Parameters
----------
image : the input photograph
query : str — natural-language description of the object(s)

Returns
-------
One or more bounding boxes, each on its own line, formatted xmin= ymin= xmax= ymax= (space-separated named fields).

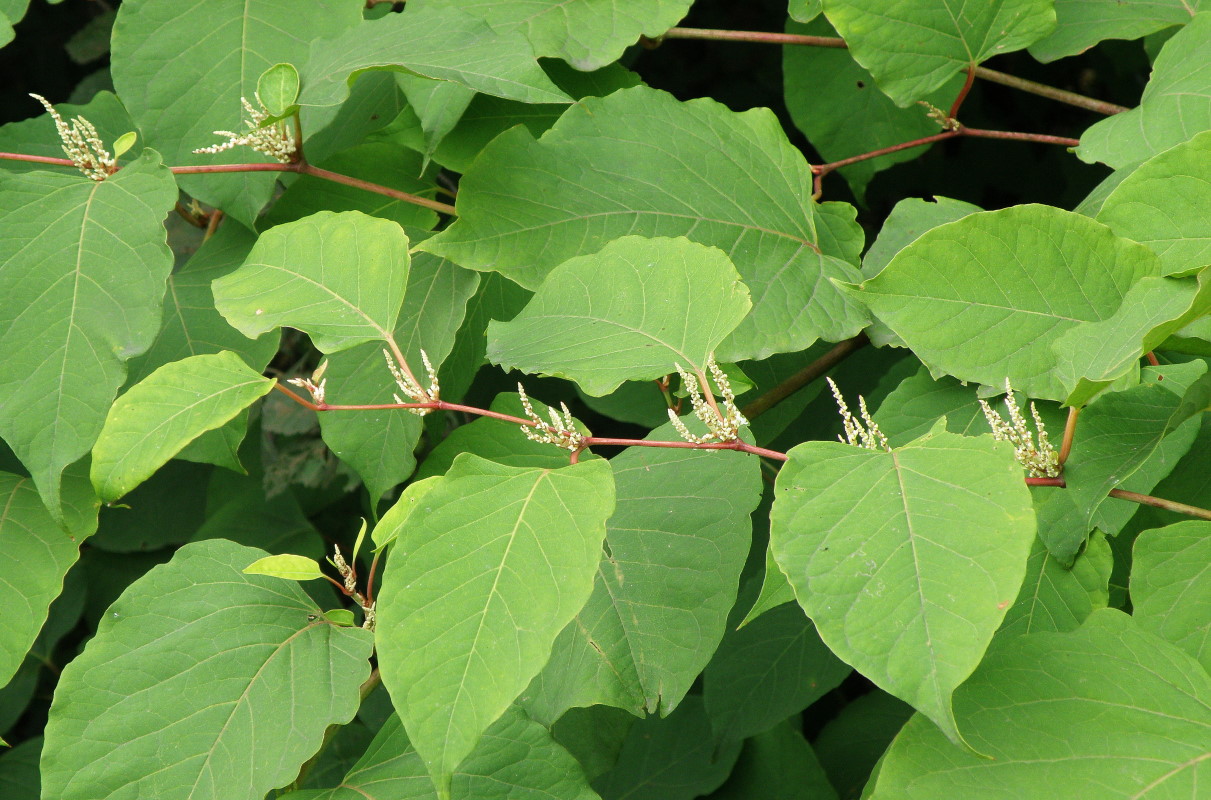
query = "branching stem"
xmin=660 ymin=27 xmax=1129 ymax=116
xmin=742 ymin=333 xmax=869 ymax=419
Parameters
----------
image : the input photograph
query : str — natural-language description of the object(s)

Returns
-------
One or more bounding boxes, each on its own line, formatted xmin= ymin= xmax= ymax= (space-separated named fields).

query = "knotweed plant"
xmin=668 ymin=356 xmax=748 ymax=444
xmin=193 ymin=94 xmax=297 ymax=163
xmin=517 ymin=384 xmax=585 ymax=451
xmin=979 ymin=381 xmax=1061 ymax=478
xmin=827 ymin=377 xmax=890 ymax=451
xmin=30 ymin=93 xmax=115 ymax=180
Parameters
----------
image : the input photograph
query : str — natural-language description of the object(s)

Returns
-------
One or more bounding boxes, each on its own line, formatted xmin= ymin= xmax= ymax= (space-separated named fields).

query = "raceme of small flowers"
xmin=667 ymin=356 xmax=748 ymax=444
xmin=517 ymin=384 xmax=584 ymax=451
xmin=193 ymin=94 xmax=296 ymax=163
xmin=30 ymin=93 xmax=115 ymax=181
xmin=827 ymin=377 xmax=890 ymax=451
xmin=978 ymin=381 xmax=1060 ymax=478
xmin=384 ymin=349 xmax=440 ymax=415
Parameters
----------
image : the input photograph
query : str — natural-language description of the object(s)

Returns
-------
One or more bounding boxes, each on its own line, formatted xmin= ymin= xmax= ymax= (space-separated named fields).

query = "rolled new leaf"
xmin=90 ymin=351 xmax=274 ymax=502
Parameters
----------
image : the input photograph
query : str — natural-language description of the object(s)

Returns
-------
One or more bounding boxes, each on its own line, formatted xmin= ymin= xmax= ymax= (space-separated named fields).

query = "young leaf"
xmin=110 ymin=0 xmax=362 ymax=226
xmin=1131 ymin=521 xmax=1211 ymax=671
xmin=410 ymin=0 xmax=695 ymax=71
xmin=844 ymin=204 xmax=1163 ymax=401
xmin=243 ymin=553 xmax=325 ymax=582
xmin=213 ymin=210 xmax=411 ymax=353
xmin=375 ymin=455 xmax=615 ymax=796
xmin=422 ymin=85 xmax=868 ymax=361
xmin=524 ymin=426 xmax=762 ymax=723
xmin=0 ymin=150 xmax=176 ymax=518
xmin=371 ymin=476 xmax=442 ymax=550
xmin=770 ymin=430 xmax=1036 ymax=743
xmin=111 ymin=130 xmax=137 ymax=158
xmin=868 ymin=610 xmax=1211 ymax=799
xmin=489 ymin=236 xmax=752 ymax=396
xmin=1078 ymin=12 xmax=1211 ymax=169
xmin=0 ymin=474 xmax=81 ymax=695
xmin=822 ymin=0 xmax=1056 ymax=106
xmin=40 ymin=539 xmax=374 ymax=800
xmin=301 ymin=4 xmax=571 ymax=109
xmin=256 ymin=62 xmax=300 ymax=118
xmin=90 ymin=352 xmax=275 ymax=502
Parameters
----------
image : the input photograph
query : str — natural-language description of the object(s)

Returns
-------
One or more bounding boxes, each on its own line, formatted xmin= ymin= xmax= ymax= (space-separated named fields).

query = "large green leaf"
xmin=784 ymin=18 xmax=964 ymax=201
xmin=1030 ymin=0 xmax=1198 ymax=62
xmin=861 ymin=197 xmax=982 ymax=280
xmin=1097 ymin=130 xmax=1211 ymax=277
xmin=812 ymin=691 xmax=915 ymax=799
xmin=301 ymin=4 xmax=570 ymax=109
xmin=413 ymin=0 xmax=694 ymax=70
xmin=90 ymin=352 xmax=275 ymax=502
xmin=704 ymin=602 xmax=851 ymax=745
xmin=770 ymin=429 xmax=1036 ymax=742
xmin=0 ymin=475 xmax=81 ymax=694
xmin=1132 ymin=521 xmax=1211 ymax=671
xmin=0 ymin=151 xmax=176 ymax=518
xmin=213 ymin=210 xmax=411 ymax=353
xmin=1078 ymin=13 xmax=1211 ymax=169
xmin=868 ymin=610 xmax=1211 ymax=799
xmin=283 ymin=709 xmax=599 ymax=800
xmin=40 ymin=538 xmax=374 ymax=800
xmin=998 ymin=532 xmax=1111 ymax=638
xmin=422 ymin=85 xmax=869 ymax=361
xmin=375 ymin=455 xmax=615 ymax=797
xmin=488 ymin=236 xmax=752 ymax=396
xmin=845 ymin=204 xmax=1163 ymax=401
xmin=317 ymin=253 xmax=479 ymax=503
xmin=125 ymin=223 xmax=278 ymax=387
xmin=111 ymin=0 xmax=361 ymax=226
xmin=523 ymin=425 xmax=762 ymax=723
xmin=705 ymin=721 xmax=838 ymax=800
xmin=821 ymin=0 xmax=1056 ymax=106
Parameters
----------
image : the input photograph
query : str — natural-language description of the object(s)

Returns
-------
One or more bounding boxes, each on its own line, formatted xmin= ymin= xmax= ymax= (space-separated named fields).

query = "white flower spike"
xmin=668 ymin=355 xmax=748 ymax=444
xmin=517 ymin=384 xmax=585 ymax=451
xmin=193 ymin=94 xmax=296 ymax=163
xmin=383 ymin=348 xmax=439 ymax=415
xmin=827 ymin=377 xmax=890 ymax=451
xmin=30 ymin=93 xmax=115 ymax=181
xmin=978 ymin=380 xmax=1060 ymax=478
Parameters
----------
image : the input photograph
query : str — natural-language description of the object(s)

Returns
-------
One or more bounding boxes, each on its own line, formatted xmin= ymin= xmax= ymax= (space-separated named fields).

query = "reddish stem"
xmin=363 ymin=550 xmax=382 ymax=605
xmin=949 ymin=67 xmax=977 ymax=119
xmin=1146 ymin=351 xmax=1160 ymax=367
xmin=663 ymin=26 xmax=847 ymax=48
xmin=581 ymin=436 xmax=789 ymax=461
xmin=742 ymin=333 xmax=869 ymax=419
xmin=1058 ymin=406 xmax=1080 ymax=467
xmin=1026 ymin=476 xmax=1066 ymax=487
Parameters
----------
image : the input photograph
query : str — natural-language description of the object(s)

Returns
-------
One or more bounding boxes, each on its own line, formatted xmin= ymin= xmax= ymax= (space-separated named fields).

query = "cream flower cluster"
xmin=667 ymin=356 xmax=747 ymax=444
xmin=193 ymin=94 xmax=296 ymax=163
xmin=827 ymin=377 xmax=890 ymax=451
xmin=384 ymin=348 xmax=440 ymax=415
xmin=517 ymin=384 xmax=584 ymax=451
xmin=978 ymin=381 xmax=1060 ymax=478
xmin=30 ymin=93 xmax=115 ymax=180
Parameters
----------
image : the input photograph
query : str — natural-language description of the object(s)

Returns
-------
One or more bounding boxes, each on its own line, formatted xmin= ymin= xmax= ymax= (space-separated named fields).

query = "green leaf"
xmin=375 ymin=455 xmax=615 ymax=796
xmin=844 ymin=204 xmax=1163 ymax=401
xmin=1132 ymin=521 xmax=1211 ymax=671
xmin=738 ymin=547 xmax=797 ymax=626
xmin=301 ymin=4 xmax=571 ymax=109
xmin=284 ymin=709 xmax=598 ymax=800
xmin=1097 ymin=130 xmax=1211 ymax=277
xmin=867 ymin=610 xmax=1211 ymax=799
xmin=1078 ymin=12 xmax=1211 ymax=169
xmin=0 ymin=150 xmax=177 ymax=518
xmin=784 ymin=18 xmax=964 ymax=201
xmin=317 ymin=252 xmax=479 ymax=502
xmin=704 ymin=602 xmax=851 ymax=745
xmin=1063 ymin=362 xmax=1211 ymax=538
xmin=0 ymin=474 xmax=81 ymax=694
xmin=90 ymin=352 xmax=275 ymax=502
xmin=488 ymin=236 xmax=752 ymax=396
xmin=998 ymin=532 xmax=1112 ymax=638
xmin=111 ymin=0 xmax=362 ymax=226
xmin=1052 ymin=271 xmax=1211 ymax=406
xmin=705 ymin=721 xmax=838 ymax=800
xmin=40 ymin=539 xmax=374 ymax=800
xmin=257 ymin=62 xmax=300 ymax=118
xmin=243 ymin=553 xmax=325 ymax=582
xmin=371 ymin=476 xmax=442 ymax=550
xmin=213 ymin=210 xmax=411 ymax=353
xmin=423 ymin=85 xmax=868 ymax=361
xmin=111 ymin=131 xmax=137 ymax=158
xmin=125 ymin=223 xmax=279 ymax=387
xmin=861 ymin=197 xmax=982 ymax=279
xmin=523 ymin=424 xmax=762 ymax=723
xmin=395 ymin=75 xmax=476 ymax=161
xmin=0 ymin=736 xmax=40 ymax=799
xmin=821 ymin=0 xmax=1056 ymax=106
xmin=790 ymin=0 xmax=822 ymax=22
xmin=770 ymin=430 xmax=1036 ymax=743
xmin=412 ymin=0 xmax=694 ymax=71
xmin=591 ymin=696 xmax=742 ymax=800
xmin=1030 ymin=0 xmax=1197 ymax=62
